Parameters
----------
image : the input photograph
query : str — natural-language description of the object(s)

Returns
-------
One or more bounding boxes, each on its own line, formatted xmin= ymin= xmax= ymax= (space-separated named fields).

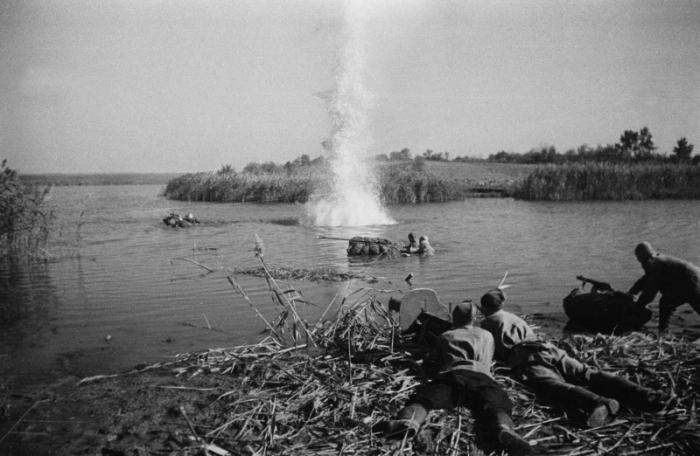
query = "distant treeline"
xmin=514 ymin=162 xmax=700 ymax=200
xmin=489 ymin=128 xmax=697 ymax=165
xmin=20 ymin=173 xmax=182 ymax=186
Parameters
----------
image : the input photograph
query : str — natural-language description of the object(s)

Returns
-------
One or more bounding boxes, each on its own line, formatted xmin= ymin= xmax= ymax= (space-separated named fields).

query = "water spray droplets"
xmin=306 ymin=2 xmax=395 ymax=227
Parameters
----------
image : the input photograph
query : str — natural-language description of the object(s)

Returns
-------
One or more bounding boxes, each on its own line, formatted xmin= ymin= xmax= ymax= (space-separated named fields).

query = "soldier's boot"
xmin=588 ymin=371 xmax=668 ymax=412
xmin=372 ymin=403 xmax=427 ymax=439
xmin=489 ymin=410 xmax=533 ymax=455
xmin=564 ymin=385 xmax=619 ymax=427
xmin=586 ymin=398 xmax=620 ymax=427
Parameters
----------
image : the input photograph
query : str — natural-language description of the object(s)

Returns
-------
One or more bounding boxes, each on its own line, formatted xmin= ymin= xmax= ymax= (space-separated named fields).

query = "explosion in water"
xmin=306 ymin=2 xmax=395 ymax=227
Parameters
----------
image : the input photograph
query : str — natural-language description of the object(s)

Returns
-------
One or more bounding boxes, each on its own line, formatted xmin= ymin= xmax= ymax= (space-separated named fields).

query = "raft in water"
xmin=346 ymin=237 xmax=400 ymax=257
xmin=163 ymin=213 xmax=200 ymax=228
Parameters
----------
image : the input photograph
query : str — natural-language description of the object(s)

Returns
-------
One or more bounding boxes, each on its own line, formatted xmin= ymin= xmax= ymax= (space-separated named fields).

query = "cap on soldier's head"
xmin=452 ymin=301 xmax=475 ymax=327
xmin=635 ymin=242 xmax=656 ymax=262
xmin=480 ymin=288 xmax=506 ymax=314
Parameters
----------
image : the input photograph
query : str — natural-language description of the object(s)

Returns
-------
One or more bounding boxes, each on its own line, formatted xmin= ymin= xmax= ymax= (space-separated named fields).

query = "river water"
xmin=2 ymin=185 xmax=699 ymax=384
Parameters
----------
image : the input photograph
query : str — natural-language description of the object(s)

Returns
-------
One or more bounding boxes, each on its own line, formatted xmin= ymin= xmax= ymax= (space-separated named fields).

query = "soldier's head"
xmin=408 ymin=232 xmax=417 ymax=245
xmin=452 ymin=301 xmax=476 ymax=327
xmin=479 ymin=288 xmax=506 ymax=316
xmin=634 ymin=242 xmax=657 ymax=265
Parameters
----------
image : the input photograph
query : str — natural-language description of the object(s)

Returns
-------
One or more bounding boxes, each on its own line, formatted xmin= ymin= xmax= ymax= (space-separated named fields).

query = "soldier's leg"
xmin=522 ymin=365 xmax=618 ymax=427
xmin=587 ymin=370 xmax=668 ymax=412
xmin=687 ymin=293 xmax=700 ymax=322
xmin=471 ymin=379 xmax=532 ymax=455
xmin=658 ymin=295 xmax=681 ymax=332
xmin=375 ymin=380 xmax=454 ymax=439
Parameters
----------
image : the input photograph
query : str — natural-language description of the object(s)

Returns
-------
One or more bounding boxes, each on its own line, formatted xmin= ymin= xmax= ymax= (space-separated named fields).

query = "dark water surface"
xmin=2 ymin=185 xmax=699 ymax=384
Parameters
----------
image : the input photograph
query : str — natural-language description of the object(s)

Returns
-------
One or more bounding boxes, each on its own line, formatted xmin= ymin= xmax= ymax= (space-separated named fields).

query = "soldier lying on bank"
xmin=478 ymin=289 xmax=669 ymax=428
xmin=374 ymin=301 xmax=532 ymax=455
xmin=628 ymin=242 xmax=700 ymax=333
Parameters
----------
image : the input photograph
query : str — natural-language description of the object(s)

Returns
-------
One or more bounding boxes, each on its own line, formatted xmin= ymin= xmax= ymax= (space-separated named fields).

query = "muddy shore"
xmin=2 ymin=306 xmax=699 ymax=456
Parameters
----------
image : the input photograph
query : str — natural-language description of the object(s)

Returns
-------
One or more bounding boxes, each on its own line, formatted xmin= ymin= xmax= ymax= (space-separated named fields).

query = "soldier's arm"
xmin=636 ymin=288 xmax=658 ymax=308
xmin=631 ymin=274 xmax=659 ymax=308
xmin=421 ymin=338 xmax=445 ymax=376
xmin=628 ymin=275 xmax=646 ymax=295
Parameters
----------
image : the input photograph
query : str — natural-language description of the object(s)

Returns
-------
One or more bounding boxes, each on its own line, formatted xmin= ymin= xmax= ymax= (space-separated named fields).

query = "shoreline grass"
xmin=1 ymin=160 xmax=54 ymax=260
xmin=514 ymin=162 xmax=700 ymax=201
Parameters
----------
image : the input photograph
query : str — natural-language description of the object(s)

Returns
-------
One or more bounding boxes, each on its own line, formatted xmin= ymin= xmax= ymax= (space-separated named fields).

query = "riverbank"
xmin=2 ymin=277 xmax=699 ymax=456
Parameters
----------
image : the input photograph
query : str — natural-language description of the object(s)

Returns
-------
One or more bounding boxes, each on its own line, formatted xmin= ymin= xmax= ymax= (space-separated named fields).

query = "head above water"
xmin=408 ymin=232 xmax=417 ymax=244
xmin=419 ymin=236 xmax=429 ymax=244
xmin=452 ymin=301 xmax=476 ymax=327
xmin=480 ymin=288 xmax=506 ymax=315
xmin=634 ymin=242 xmax=657 ymax=264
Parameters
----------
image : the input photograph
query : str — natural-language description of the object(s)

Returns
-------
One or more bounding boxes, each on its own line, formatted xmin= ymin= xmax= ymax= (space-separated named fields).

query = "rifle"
xmin=576 ymin=275 xmax=613 ymax=292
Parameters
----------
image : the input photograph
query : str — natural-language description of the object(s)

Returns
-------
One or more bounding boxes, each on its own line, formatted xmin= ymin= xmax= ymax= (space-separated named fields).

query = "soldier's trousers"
xmin=400 ymin=369 xmax=515 ymax=432
xmin=509 ymin=341 xmax=664 ymax=414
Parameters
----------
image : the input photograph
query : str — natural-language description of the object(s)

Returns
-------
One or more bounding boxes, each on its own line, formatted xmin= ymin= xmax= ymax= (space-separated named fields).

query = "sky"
xmin=1 ymin=0 xmax=699 ymax=174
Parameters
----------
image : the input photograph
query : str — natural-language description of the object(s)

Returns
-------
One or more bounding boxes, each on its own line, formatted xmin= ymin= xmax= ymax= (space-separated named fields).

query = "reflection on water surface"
xmin=2 ymin=185 xmax=699 ymax=384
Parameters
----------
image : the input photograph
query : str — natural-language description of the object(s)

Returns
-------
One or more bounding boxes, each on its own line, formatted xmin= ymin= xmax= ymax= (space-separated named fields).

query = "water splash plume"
xmin=306 ymin=1 xmax=395 ymax=227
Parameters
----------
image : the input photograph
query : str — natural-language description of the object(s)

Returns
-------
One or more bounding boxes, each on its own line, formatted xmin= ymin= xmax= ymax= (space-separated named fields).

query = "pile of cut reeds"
xmin=85 ymin=250 xmax=700 ymax=455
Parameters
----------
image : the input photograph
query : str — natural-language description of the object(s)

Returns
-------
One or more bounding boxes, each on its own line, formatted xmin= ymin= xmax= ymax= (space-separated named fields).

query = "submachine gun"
xmin=564 ymin=275 xmax=651 ymax=334
xmin=575 ymin=275 xmax=613 ymax=293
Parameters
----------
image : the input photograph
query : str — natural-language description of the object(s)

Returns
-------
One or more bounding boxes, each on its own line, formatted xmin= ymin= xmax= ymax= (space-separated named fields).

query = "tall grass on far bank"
xmin=514 ymin=162 xmax=700 ymax=200
xmin=163 ymin=169 xmax=319 ymax=203
xmin=1 ymin=160 xmax=53 ymax=260
xmin=379 ymin=161 xmax=475 ymax=203
xmin=163 ymin=161 xmax=504 ymax=204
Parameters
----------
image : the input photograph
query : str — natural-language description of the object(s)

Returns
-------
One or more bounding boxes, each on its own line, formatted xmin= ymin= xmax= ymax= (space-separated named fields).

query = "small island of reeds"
xmin=164 ymin=128 xmax=699 ymax=204
xmin=163 ymin=159 xmax=531 ymax=204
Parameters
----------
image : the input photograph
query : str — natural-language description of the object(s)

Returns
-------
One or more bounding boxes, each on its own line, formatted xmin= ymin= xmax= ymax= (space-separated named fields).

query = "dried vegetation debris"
xmin=233 ymin=265 xmax=380 ymax=283
xmin=2 ymin=261 xmax=700 ymax=455
xmin=145 ymin=312 xmax=699 ymax=456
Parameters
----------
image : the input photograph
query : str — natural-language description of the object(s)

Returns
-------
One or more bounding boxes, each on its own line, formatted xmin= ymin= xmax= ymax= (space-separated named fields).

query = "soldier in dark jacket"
xmin=479 ymin=289 xmax=668 ymax=427
xmin=375 ymin=301 xmax=532 ymax=455
xmin=628 ymin=242 xmax=700 ymax=332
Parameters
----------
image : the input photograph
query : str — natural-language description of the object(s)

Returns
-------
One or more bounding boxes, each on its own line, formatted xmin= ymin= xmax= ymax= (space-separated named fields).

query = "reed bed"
xmin=514 ymin=162 xmax=700 ymax=200
xmin=233 ymin=265 xmax=380 ymax=283
xmin=163 ymin=162 xmax=514 ymax=204
xmin=70 ymin=250 xmax=700 ymax=456
xmin=1 ymin=160 xmax=54 ymax=260
xmin=164 ymin=170 xmax=319 ymax=203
